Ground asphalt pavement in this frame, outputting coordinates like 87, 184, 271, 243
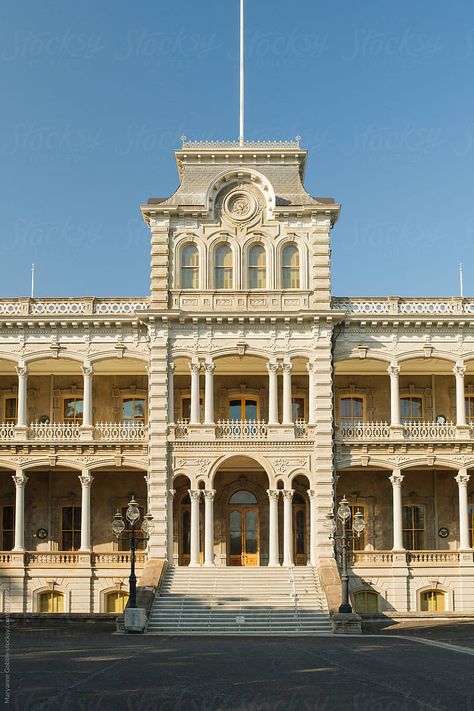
3, 619, 474, 710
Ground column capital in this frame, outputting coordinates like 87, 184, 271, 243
168, 362, 176, 372
307, 489, 317, 501
204, 362, 215, 374
455, 470, 470, 487
81, 364, 93, 377
15, 364, 28, 378
266, 489, 280, 502
387, 363, 400, 377
167, 488, 176, 499
282, 362, 292, 374
189, 362, 201, 374
306, 361, 315, 373
267, 361, 279, 374
282, 489, 294, 501
189, 489, 201, 501
12, 472, 28, 488
78, 473, 94, 488
389, 470, 404, 487
203, 489, 216, 502
453, 362, 466, 377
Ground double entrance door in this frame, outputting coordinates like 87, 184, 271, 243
228, 506, 259, 566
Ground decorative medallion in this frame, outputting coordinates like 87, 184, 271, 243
223, 190, 258, 223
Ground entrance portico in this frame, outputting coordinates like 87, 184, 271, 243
171, 456, 314, 567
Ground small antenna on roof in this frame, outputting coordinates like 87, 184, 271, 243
239, 0, 245, 146
31, 263, 35, 298
460, 263, 464, 298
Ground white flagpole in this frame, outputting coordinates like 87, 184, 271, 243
239, 0, 244, 146
460, 263, 464, 297
31, 263, 35, 298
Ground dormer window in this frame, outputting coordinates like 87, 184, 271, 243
248, 245, 266, 289
181, 244, 199, 289
215, 244, 233, 289
282, 244, 300, 289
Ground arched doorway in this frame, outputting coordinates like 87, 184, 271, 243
228, 490, 259, 566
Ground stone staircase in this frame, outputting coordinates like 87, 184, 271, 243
147, 566, 332, 635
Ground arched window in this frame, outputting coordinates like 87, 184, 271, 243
39, 591, 64, 613
282, 244, 300, 289
215, 244, 233, 289
106, 591, 129, 613
248, 244, 266, 289
181, 244, 199, 289
229, 490, 257, 505
420, 589, 445, 612
353, 590, 379, 614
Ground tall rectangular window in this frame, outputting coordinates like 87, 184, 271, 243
402, 504, 425, 550
63, 398, 83, 424
291, 397, 306, 421
61, 506, 81, 550
122, 398, 146, 424
1, 506, 14, 550
466, 396, 474, 423
339, 396, 364, 426
400, 397, 423, 423
215, 244, 233, 289
4, 398, 17, 424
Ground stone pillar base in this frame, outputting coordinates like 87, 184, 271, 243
331, 613, 362, 635
124, 607, 147, 633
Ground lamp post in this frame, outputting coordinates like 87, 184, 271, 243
112, 496, 154, 609
325, 496, 365, 614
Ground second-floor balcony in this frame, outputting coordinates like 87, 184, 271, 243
336, 420, 464, 443
0, 421, 147, 443
173, 418, 310, 441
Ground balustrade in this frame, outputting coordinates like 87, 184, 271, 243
0, 297, 148, 317
29, 422, 81, 441
402, 421, 456, 439
94, 422, 147, 441
349, 550, 461, 566
337, 420, 458, 441
216, 419, 268, 440
0, 424, 15, 440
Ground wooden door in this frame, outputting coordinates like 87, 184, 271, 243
293, 504, 307, 565
228, 506, 259, 566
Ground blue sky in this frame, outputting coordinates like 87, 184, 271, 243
1, 0, 473, 298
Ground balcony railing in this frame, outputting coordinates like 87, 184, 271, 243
29, 422, 82, 441
95, 422, 147, 441
337, 420, 458, 441
3, 551, 146, 566
350, 550, 462, 566
0, 297, 149, 317
0, 422, 148, 443
332, 296, 474, 316
216, 419, 268, 440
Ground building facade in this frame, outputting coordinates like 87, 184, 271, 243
0, 140, 473, 616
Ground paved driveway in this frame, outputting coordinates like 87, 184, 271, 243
5, 622, 474, 710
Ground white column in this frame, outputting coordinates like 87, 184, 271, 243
306, 361, 315, 424
282, 361, 293, 425
307, 489, 317, 566
204, 361, 215, 425
267, 489, 280, 566
168, 363, 175, 424
81, 364, 93, 429
167, 489, 175, 562
388, 364, 401, 427
389, 470, 405, 551
12, 471, 28, 551
267, 361, 279, 425
453, 363, 467, 427
78, 472, 94, 551
203, 489, 216, 566
189, 360, 201, 425
282, 489, 294, 566
16, 364, 28, 428
455, 470, 471, 550
189, 489, 201, 566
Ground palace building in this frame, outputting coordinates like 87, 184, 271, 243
1, 138, 473, 625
